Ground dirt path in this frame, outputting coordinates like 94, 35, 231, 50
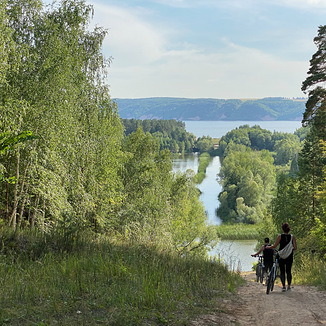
191, 272, 326, 325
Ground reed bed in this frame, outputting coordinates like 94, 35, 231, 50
215, 223, 260, 240
196, 152, 212, 184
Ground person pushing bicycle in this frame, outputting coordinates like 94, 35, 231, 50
251, 237, 274, 275
266, 222, 297, 292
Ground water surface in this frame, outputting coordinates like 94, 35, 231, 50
185, 120, 302, 138
172, 120, 301, 271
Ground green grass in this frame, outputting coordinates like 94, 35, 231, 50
215, 223, 260, 240
196, 152, 211, 184
0, 230, 243, 325
294, 253, 326, 290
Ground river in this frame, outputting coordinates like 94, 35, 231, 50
173, 120, 302, 271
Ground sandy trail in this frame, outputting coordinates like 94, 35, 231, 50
191, 272, 326, 325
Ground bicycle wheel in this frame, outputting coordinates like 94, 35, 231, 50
259, 267, 264, 283
256, 264, 261, 282
266, 267, 275, 294
271, 271, 275, 291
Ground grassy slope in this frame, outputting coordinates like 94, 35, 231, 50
0, 231, 243, 325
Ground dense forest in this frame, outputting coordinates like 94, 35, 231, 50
0, 0, 218, 255
121, 118, 196, 154
271, 25, 326, 270
216, 125, 308, 223
115, 97, 306, 121
121, 118, 216, 155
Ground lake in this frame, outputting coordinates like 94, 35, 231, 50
185, 120, 302, 138
173, 120, 302, 271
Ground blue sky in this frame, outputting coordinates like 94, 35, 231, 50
50, 0, 326, 98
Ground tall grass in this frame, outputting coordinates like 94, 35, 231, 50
0, 230, 243, 325
294, 253, 326, 290
215, 223, 260, 240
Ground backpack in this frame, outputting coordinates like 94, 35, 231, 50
278, 234, 294, 259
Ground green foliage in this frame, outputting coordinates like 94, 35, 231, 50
0, 0, 11, 85
170, 171, 218, 256
195, 152, 211, 184
301, 25, 326, 124
294, 253, 326, 290
121, 119, 196, 154
218, 124, 302, 159
194, 136, 215, 153
269, 25, 326, 286
216, 124, 308, 227
0, 0, 222, 261
118, 128, 172, 239
273, 134, 301, 165
0, 131, 35, 154
217, 147, 275, 223
0, 130, 36, 183
295, 126, 310, 141
0, 0, 124, 231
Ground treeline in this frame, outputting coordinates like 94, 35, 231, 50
0, 0, 216, 257
121, 118, 217, 155
121, 118, 196, 154
217, 24, 326, 286
115, 97, 306, 121
217, 125, 307, 223
271, 25, 326, 277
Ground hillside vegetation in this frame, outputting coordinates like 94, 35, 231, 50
115, 97, 306, 121
216, 124, 307, 224
1, 0, 326, 324
0, 1, 242, 324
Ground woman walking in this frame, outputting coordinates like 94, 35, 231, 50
267, 222, 297, 292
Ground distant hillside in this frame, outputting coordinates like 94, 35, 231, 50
114, 97, 306, 121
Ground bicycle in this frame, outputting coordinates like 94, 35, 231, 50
253, 255, 264, 283
266, 251, 280, 294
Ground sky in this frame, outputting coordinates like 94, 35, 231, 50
49, 0, 326, 99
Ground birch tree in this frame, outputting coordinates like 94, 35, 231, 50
1, 0, 123, 231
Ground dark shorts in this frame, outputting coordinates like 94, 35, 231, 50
264, 261, 273, 274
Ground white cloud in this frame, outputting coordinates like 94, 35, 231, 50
150, 0, 197, 8
277, 0, 326, 8
108, 39, 308, 98
92, 3, 167, 65
90, 1, 310, 99
153, 0, 326, 11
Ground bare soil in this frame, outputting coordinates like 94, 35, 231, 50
190, 272, 326, 325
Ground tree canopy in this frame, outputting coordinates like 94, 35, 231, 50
0, 0, 215, 257
268, 25, 326, 263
